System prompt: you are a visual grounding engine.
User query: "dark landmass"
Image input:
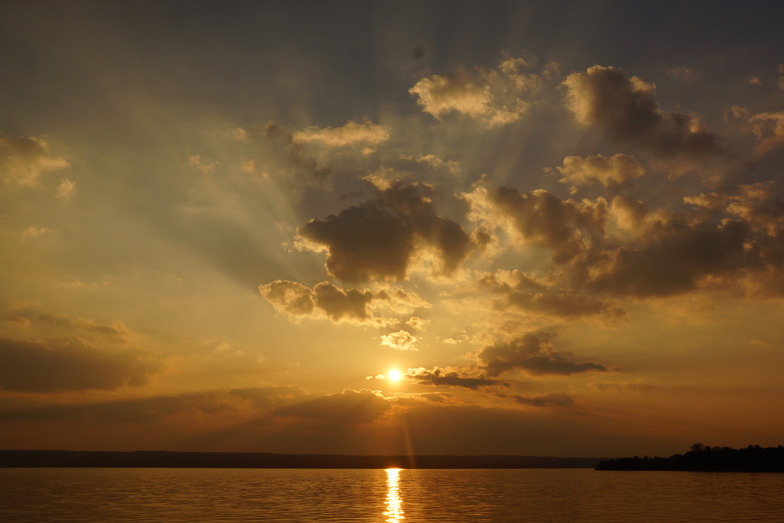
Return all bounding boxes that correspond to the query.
[0,450,600,469]
[597,444,784,472]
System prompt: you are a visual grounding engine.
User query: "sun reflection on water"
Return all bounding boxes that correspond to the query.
[383,468,404,522]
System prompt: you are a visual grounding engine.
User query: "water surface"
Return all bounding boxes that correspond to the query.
[2,467,783,522]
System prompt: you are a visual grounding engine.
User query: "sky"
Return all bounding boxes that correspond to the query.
[1,0,783,457]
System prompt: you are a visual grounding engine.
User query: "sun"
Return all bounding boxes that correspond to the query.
[387,369,401,382]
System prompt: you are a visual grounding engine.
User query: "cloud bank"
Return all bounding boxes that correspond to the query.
[0,337,161,392]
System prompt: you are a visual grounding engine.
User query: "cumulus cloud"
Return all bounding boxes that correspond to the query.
[312,282,376,321]
[297,181,473,281]
[410,72,493,118]
[466,183,607,264]
[554,154,645,191]
[0,337,162,392]
[259,280,426,326]
[563,65,723,157]
[55,178,77,200]
[403,366,503,390]
[380,330,417,351]
[466,178,784,298]
[478,270,624,319]
[587,217,752,297]
[589,184,784,297]
[292,121,390,149]
[748,111,784,157]
[409,57,549,126]
[0,133,69,187]
[479,332,608,377]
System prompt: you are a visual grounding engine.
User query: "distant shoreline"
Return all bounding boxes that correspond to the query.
[597,445,784,472]
[0,450,600,469]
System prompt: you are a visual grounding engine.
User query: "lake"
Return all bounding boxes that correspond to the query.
[1,467,783,521]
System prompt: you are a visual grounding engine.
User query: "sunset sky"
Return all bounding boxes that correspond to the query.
[2,0,783,457]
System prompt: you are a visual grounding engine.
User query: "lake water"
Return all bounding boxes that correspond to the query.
[1,467,783,522]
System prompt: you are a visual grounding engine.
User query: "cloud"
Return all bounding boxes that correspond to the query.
[479,332,608,377]
[297,181,473,282]
[589,185,784,297]
[272,389,390,423]
[55,178,77,200]
[0,133,68,187]
[0,337,162,392]
[0,388,290,423]
[587,216,752,297]
[20,226,50,240]
[478,270,624,319]
[380,330,417,351]
[499,392,574,408]
[467,179,784,298]
[563,65,723,157]
[0,389,607,456]
[262,121,331,179]
[554,154,645,191]
[410,72,493,118]
[292,121,390,149]
[402,366,503,390]
[259,280,426,326]
[0,306,141,344]
[666,66,699,83]
[466,183,607,264]
[748,111,784,157]
[375,154,462,189]
[409,56,548,126]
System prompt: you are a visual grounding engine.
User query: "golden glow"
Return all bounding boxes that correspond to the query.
[388,370,401,382]
[383,468,404,522]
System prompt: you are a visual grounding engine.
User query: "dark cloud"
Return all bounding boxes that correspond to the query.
[480,333,608,377]
[312,281,375,320]
[486,186,607,264]
[259,280,425,325]
[0,393,241,423]
[587,217,752,297]
[299,181,473,282]
[515,291,622,318]
[0,132,69,186]
[227,386,311,409]
[590,183,784,297]
[404,366,503,390]
[564,65,724,157]
[0,387,314,424]
[479,270,624,319]
[0,306,138,343]
[469,181,784,298]
[499,392,574,408]
[396,404,645,456]
[272,389,390,423]
[748,111,784,157]
[263,121,331,179]
[259,280,374,321]
[0,337,162,392]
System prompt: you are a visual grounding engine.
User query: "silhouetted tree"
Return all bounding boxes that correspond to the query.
[690,442,706,453]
